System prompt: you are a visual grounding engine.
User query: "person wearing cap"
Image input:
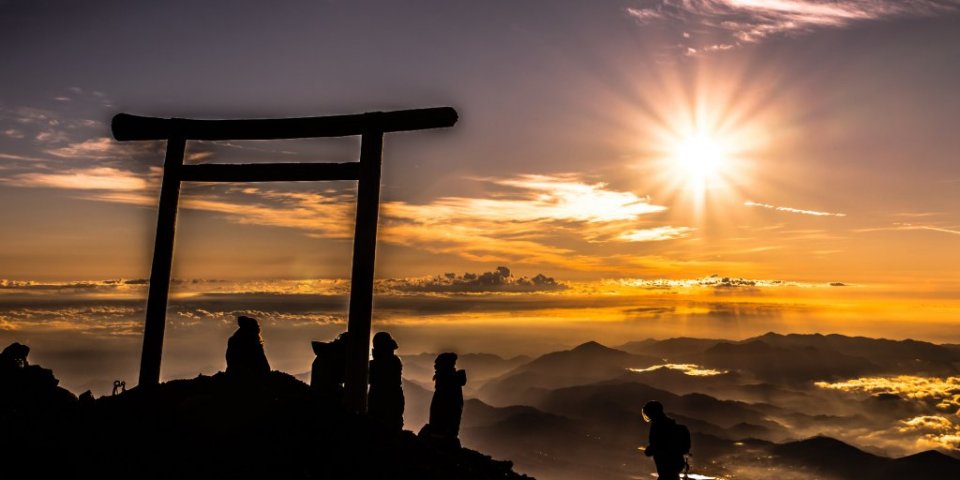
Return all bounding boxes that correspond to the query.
[368,331,404,431]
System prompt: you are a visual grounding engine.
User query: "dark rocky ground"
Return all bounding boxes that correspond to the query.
[1,363,529,480]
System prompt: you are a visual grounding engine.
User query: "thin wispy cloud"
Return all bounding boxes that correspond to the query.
[90,187,359,239]
[616,225,695,242]
[894,222,960,236]
[857,222,960,236]
[744,200,846,217]
[626,0,959,52]
[4,167,148,191]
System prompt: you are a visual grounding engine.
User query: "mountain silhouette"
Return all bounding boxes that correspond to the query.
[698,339,880,384]
[620,333,960,381]
[402,352,530,397]
[617,337,724,358]
[453,334,960,479]
[772,436,960,480]
[478,342,658,406]
[755,332,960,375]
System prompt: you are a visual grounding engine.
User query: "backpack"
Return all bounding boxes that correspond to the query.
[671,423,691,456]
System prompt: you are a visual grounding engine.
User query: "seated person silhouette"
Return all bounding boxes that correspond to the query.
[311,332,349,400]
[1,342,30,372]
[367,331,404,432]
[225,315,270,378]
[641,400,688,480]
[419,352,467,447]
[1,341,58,389]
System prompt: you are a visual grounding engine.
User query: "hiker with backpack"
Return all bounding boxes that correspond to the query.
[641,400,690,480]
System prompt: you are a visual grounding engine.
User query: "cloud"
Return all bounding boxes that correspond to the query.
[626,5,668,22]
[893,223,960,236]
[82,186,358,239]
[0,305,141,335]
[382,174,678,270]
[0,104,103,147]
[613,273,803,289]
[1,104,696,274]
[394,174,666,224]
[625,0,959,51]
[183,189,358,239]
[816,375,960,451]
[745,200,846,217]
[44,136,169,163]
[856,222,960,237]
[41,171,677,271]
[815,375,960,408]
[628,363,727,376]
[616,225,695,242]
[3,167,149,191]
[46,137,119,159]
[0,152,48,163]
[379,266,566,293]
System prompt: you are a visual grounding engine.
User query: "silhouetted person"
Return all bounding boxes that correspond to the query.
[0,341,75,420]
[420,352,467,446]
[642,400,688,480]
[311,332,349,400]
[0,342,30,376]
[0,341,59,390]
[367,331,404,431]
[225,315,270,378]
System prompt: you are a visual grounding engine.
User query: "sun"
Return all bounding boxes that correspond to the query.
[673,133,729,184]
[644,123,750,221]
[666,129,737,199]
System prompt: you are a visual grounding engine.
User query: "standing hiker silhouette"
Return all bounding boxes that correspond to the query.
[641,400,690,480]
[367,332,404,431]
[419,352,467,447]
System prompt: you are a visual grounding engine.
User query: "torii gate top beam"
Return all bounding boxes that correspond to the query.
[112,107,457,141]
[112,107,457,415]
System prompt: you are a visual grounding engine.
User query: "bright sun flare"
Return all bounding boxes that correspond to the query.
[673,133,729,183]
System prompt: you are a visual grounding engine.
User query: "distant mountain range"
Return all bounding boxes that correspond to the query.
[445,332,960,479]
[772,436,960,480]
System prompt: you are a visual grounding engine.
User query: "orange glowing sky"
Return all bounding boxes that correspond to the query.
[2,1,960,369]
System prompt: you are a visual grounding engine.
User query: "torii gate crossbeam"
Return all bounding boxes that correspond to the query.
[111,107,458,413]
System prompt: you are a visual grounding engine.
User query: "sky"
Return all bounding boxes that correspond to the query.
[2,0,960,391]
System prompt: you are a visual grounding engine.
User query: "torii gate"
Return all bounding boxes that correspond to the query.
[111,107,458,413]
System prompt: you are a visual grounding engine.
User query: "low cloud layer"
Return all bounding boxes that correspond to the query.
[379,266,565,293]
[816,375,960,452]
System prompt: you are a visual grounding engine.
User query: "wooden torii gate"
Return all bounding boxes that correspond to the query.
[111,107,458,413]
